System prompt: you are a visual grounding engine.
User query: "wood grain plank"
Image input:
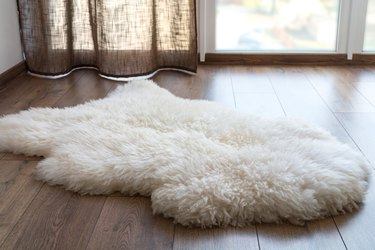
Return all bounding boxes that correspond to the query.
[152,70,198,99]
[0,71,27,93]
[0,74,33,113]
[53,194,107,250]
[199,66,235,108]
[173,225,259,250]
[268,67,358,146]
[334,113,375,169]
[25,71,86,109]
[53,70,116,108]
[234,93,285,118]
[153,66,236,108]
[257,219,346,250]
[1,185,106,250]
[331,112,375,249]
[305,67,375,112]
[0,161,43,246]
[0,70,85,115]
[231,66,274,93]
[351,81,375,107]
[0,61,26,86]
[87,197,174,250]
[333,174,375,250]
[353,66,375,82]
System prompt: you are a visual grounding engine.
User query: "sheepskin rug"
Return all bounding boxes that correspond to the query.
[0,80,371,227]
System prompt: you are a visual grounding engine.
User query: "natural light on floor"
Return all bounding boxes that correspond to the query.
[216,0,340,51]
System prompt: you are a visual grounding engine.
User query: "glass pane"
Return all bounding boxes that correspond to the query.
[364,0,375,51]
[216,0,340,51]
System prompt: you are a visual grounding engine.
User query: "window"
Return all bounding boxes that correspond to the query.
[364,0,375,51]
[215,0,340,51]
[200,0,375,59]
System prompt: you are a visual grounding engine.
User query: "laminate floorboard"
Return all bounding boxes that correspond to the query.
[153,66,236,108]
[305,67,375,112]
[1,185,106,250]
[0,70,85,115]
[333,173,375,250]
[0,72,28,92]
[87,197,174,250]
[267,67,359,147]
[230,66,274,93]
[331,109,375,250]
[257,220,346,250]
[0,161,43,246]
[53,70,116,108]
[173,225,259,250]
[234,92,285,118]
[334,113,375,165]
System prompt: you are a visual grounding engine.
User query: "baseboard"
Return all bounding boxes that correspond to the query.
[199,53,375,65]
[352,54,375,64]
[0,61,27,85]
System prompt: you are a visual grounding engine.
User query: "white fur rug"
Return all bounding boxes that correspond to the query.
[0,80,370,227]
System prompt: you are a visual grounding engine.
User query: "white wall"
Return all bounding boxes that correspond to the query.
[0,0,23,74]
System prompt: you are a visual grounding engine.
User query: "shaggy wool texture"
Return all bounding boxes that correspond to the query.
[0,80,371,227]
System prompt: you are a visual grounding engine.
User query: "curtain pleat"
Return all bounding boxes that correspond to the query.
[17,0,197,78]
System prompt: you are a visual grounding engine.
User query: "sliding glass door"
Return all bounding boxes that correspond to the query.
[199,0,375,59]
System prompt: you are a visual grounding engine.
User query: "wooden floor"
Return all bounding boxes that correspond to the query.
[0,65,374,250]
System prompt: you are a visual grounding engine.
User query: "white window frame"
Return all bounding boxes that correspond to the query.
[198,0,373,62]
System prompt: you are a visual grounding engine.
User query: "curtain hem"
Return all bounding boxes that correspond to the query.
[27,66,197,81]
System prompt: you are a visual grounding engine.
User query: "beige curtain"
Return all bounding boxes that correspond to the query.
[17,0,197,78]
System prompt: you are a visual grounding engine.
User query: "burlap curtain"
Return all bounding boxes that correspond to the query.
[17,0,197,78]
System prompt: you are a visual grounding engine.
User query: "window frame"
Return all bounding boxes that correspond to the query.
[198,0,374,61]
